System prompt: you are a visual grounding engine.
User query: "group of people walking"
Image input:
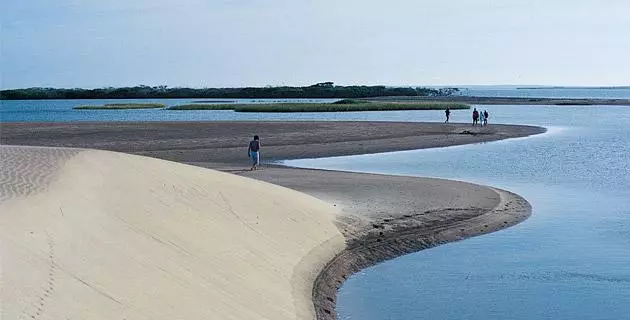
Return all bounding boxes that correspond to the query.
[445,107,489,126]
[472,108,489,126]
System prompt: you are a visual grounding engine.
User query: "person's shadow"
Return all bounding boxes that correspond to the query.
[221,168,254,175]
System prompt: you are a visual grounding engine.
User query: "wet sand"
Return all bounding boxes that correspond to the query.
[0,121,543,165]
[1,121,545,319]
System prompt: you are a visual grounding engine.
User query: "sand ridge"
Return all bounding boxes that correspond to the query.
[0,146,345,319]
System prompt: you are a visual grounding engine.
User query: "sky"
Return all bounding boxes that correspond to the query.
[1,0,629,89]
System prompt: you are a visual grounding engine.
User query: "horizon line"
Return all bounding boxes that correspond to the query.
[3,84,630,91]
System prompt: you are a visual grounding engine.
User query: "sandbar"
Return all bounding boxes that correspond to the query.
[0,121,545,319]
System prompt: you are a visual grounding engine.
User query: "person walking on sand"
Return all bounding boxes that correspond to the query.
[472,108,479,126]
[483,110,489,126]
[248,135,261,170]
[479,109,485,127]
[445,107,451,123]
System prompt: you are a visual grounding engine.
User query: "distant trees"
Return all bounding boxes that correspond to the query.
[434,87,460,96]
[310,82,334,88]
[0,84,460,100]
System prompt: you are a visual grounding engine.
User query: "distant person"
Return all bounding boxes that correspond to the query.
[472,108,479,126]
[445,107,451,123]
[483,110,489,126]
[479,109,485,127]
[248,135,261,170]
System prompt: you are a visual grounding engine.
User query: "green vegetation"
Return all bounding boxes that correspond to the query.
[169,104,235,110]
[73,103,166,109]
[332,99,360,104]
[553,101,592,105]
[169,101,469,112]
[1,83,460,100]
[192,100,236,103]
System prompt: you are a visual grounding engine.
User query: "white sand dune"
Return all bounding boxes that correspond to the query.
[0,146,344,320]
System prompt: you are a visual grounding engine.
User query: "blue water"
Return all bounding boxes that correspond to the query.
[462,87,630,99]
[0,98,338,122]
[285,105,630,319]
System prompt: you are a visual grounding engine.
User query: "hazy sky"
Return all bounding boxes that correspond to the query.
[2,0,629,88]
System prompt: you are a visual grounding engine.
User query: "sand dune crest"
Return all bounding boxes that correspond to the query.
[0,147,344,320]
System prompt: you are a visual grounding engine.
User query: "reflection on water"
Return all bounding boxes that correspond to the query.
[284,105,630,319]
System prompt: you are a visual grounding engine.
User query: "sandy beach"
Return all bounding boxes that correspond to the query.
[1,121,544,319]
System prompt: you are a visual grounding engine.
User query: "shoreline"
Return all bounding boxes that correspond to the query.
[1,121,545,319]
[4,95,630,106]
[311,186,531,319]
[231,166,534,319]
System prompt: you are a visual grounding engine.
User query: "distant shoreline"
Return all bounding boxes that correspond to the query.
[364,96,630,106]
[4,95,630,107]
[515,86,630,90]
[0,85,456,100]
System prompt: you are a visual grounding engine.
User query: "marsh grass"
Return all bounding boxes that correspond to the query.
[74,103,166,109]
[553,101,593,105]
[168,104,236,110]
[169,101,469,112]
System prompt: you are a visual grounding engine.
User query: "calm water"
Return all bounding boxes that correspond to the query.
[0,98,338,122]
[462,87,630,99]
[285,105,630,319]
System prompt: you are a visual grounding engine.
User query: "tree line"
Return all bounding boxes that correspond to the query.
[0,84,459,100]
